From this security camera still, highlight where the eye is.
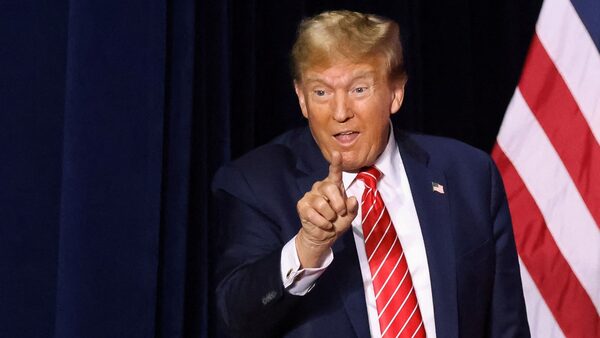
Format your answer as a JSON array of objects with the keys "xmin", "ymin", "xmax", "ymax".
[
  {"xmin": 353, "ymin": 86, "xmax": 369, "ymax": 95},
  {"xmin": 314, "ymin": 89, "xmax": 326, "ymax": 97}
]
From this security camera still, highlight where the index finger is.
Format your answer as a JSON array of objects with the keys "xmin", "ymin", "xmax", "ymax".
[{"xmin": 327, "ymin": 151, "xmax": 343, "ymax": 185}]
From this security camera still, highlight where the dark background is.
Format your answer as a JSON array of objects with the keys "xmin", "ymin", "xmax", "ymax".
[{"xmin": 0, "ymin": 0, "xmax": 542, "ymax": 337}]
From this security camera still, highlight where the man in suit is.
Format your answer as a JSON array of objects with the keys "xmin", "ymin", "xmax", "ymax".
[{"xmin": 212, "ymin": 10, "xmax": 529, "ymax": 338}]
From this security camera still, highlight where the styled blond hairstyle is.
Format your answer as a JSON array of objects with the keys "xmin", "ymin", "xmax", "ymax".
[{"xmin": 291, "ymin": 10, "xmax": 406, "ymax": 82}]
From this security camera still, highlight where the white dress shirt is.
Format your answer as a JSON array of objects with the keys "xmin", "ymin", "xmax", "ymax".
[{"xmin": 281, "ymin": 127, "xmax": 436, "ymax": 337}]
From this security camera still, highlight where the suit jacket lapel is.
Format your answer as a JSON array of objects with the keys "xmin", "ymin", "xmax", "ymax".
[
  {"xmin": 395, "ymin": 130, "xmax": 459, "ymax": 338},
  {"xmin": 331, "ymin": 231, "xmax": 371, "ymax": 338},
  {"xmin": 295, "ymin": 128, "xmax": 328, "ymax": 194},
  {"xmin": 294, "ymin": 129, "xmax": 370, "ymax": 338}
]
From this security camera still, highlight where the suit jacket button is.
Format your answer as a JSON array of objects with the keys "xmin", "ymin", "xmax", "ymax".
[{"xmin": 261, "ymin": 290, "xmax": 277, "ymax": 305}]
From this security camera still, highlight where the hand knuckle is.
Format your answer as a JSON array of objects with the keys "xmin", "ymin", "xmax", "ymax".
[
  {"xmin": 315, "ymin": 198, "xmax": 327, "ymax": 209},
  {"xmin": 307, "ymin": 210, "xmax": 321, "ymax": 224},
  {"xmin": 296, "ymin": 200, "xmax": 307, "ymax": 213},
  {"xmin": 321, "ymin": 182, "xmax": 334, "ymax": 192}
]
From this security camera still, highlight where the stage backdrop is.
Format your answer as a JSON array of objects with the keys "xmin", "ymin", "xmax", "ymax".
[{"xmin": 0, "ymin": 0, "xmax": 541, "ymax": 337}]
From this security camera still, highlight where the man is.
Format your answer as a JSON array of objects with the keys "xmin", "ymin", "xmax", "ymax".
[{"xmin": 212, "ymin": 10, "xmax": 529, "ymax": 338}]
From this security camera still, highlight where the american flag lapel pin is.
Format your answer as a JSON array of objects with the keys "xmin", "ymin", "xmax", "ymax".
[{"xmin": 432, "ymin": 182, "xmax": 445, "ymax": 194}]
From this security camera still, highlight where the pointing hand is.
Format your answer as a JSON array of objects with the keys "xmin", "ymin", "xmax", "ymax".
[{"xmin": 295, "ymin": 151, "xmax": 359, "ymax": 268}]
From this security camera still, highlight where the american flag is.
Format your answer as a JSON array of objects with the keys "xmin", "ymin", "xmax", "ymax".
[
  {"xmin": 491, "ymin": 0, "xmax": 599, "ymax": 336},
  {"xmin": 431, "ymin": 182, "xmax": 445, "ymax": 194}
]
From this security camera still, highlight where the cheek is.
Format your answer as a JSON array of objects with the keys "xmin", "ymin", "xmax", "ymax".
[
  {"xmin": 312, "ymin": 115, "xmax": 331, "ymax": 133},
  {"xmin": 307, "ymin": 111, "xmax": 333, "ymax": 142},
  {"xmin": 361, "ymin": 106, "xmax": 391, "ymax": 144},
  {"xmin": 360, "ymin": 101, "xmax": 391, "ymax": 125},
  {"xmin": 310, "ymin": 106, "xmax": 334, "ymax": 125}
]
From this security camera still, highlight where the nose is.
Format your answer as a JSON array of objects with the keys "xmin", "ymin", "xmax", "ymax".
[{"xmin": 332, "ymin": 92, "xmax": 353, "ymax": 122}]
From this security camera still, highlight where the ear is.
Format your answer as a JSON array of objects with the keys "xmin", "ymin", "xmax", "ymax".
[
  {"xmin": 390, "ymin": 79, "xmax": 406, "ymax": 115},
  {"xmin": 294, "ymin": 81, "xmax": 309, "ymax": 119}
]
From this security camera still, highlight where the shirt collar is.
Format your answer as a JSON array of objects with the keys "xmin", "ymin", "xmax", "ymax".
[{"xmin": 342, "ymin": 123, "xmax": 399, "ymax": 190}]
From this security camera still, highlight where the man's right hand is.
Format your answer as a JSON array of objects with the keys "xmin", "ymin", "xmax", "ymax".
[{"xmin": 295, "ymin": 151, "xmax": 359, "ymax": 268}]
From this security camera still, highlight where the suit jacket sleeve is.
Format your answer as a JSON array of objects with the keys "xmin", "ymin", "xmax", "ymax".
[
  {"xmin": 487, "ymin": 158, "xmax": 530, "ymax": 337},
  {"xmin": 212, "ymin": 162, "xmax": 301, "ymax": 337}
]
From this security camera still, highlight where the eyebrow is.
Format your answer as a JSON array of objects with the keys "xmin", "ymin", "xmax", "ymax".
[
  {"xmin": 351, "ymin": 70, "xmax": 377, "ymax": 79},
  {"xmin": 304, "ymin": 71, "xmax": 377, "ymax": 86}
]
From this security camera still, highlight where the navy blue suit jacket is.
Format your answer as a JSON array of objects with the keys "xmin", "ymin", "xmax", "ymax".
[{"xmin": 212, "ymin": 126, "xmax": 529, "ymax": 337}]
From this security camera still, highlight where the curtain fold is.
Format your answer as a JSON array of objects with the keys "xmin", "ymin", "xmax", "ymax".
[
  {"xmin": 194, "ymin": 1, "xmax": 231, "ymax": 336},
  {"xmin": 55, "ymin": 1, "xmax": 166, "ymax": 337},
  {"xmin": 155, "ymin": 0, "xmax": 197, "ymax": 337}
]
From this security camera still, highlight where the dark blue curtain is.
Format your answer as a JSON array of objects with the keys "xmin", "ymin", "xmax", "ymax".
[
  {"xmin": 1, "ymin": 1, "xmax": 67, "ymax": 337},
  {"xmin": 1, "ymin": 0, "xmax": 225, "ymax": 337},
  {"xmin": 0, "ymin": 1, "xmax": 541, "ymax": 337}
]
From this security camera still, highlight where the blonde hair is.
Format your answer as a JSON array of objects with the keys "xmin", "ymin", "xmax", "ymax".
[{"xmin": 291, "ymin": 10, "xmax": 406, "ymax": 82}]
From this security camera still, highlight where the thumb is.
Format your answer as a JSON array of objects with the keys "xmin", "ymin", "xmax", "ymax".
[
  {"xmin": 336, "ymin": 196, "xmax": 359, "ymax": 235},
  {"xmin": 346, "ymin": 196, "xmax": 359, "ymax": 217}
]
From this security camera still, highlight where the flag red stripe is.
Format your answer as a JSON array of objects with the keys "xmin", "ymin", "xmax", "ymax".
[
  {"xmin": 492, "ymin": 145, "xmax": 600, "ymax": 337},
  {"xmin": 518, "ymin": 33, "xmax": 600, "ymax": 228}
]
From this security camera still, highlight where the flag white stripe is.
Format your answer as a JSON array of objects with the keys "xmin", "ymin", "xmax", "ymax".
[
  {"xmin": 497, "ymin": 89, "xmax": 600, "ymax": 311},
  {"xmin": 536, "ymin": 0, "xmax": 600, "ymax": 143},
  {"xmin": 519, "ymin": 258, "xmax": 566, "ymax": 338}
]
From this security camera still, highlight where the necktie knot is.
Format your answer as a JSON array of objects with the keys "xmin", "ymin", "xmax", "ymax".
[{"xmin": 357, "ymin": 166, "xmax": 382, "ymax": 190}]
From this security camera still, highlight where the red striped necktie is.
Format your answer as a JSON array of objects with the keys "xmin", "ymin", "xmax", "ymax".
[{"xmin": 357, "ymin": 167, "xmax": 426, "ymax": 338}]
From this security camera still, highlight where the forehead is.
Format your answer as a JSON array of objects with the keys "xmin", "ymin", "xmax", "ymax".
[{"xmin": 301, "ymin": 58, "xmax": 386, "ymax": 85}]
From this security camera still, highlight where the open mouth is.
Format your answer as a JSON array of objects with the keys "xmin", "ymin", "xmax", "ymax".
[{"xmin": 333, "ymin": 131, "xmax": 359, "ymax": 145}]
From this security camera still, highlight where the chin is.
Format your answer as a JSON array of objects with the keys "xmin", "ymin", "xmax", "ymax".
[{"xmin": 339, "ymin": 153, "xmax": 366, "ymax": 172}]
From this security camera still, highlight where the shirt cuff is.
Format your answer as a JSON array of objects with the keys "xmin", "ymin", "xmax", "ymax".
[{"xmin": 280, "ymin": 235, "xmax": 333, "ymax": 295}]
